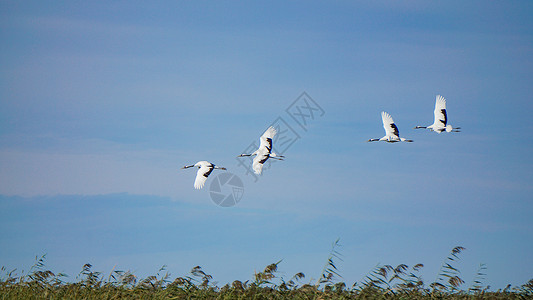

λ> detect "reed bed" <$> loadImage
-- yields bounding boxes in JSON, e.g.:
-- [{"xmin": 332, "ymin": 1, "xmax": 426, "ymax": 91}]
[{"xmin": 1, "ymin": 245, "xmax": 531, "ymax": 299}]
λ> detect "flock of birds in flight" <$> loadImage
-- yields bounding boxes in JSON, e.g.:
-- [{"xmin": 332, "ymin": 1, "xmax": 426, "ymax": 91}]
[{"xmin": 182, "ymin": 95, "xmax": 461, "ymax": 189}]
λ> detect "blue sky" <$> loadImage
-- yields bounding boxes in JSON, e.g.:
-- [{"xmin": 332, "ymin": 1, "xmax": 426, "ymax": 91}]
[{"xmin": 1, "ymin": 0, "xmax": 532, "ymax": 289}]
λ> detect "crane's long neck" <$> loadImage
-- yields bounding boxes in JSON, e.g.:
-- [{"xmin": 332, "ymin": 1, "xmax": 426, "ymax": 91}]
[{"xmin": 239, "ymin": 149, "xmax": 259, "ymax": 157}]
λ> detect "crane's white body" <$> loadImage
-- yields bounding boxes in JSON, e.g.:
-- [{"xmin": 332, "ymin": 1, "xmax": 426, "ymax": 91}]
[
  {"xmin": 182, "ymin": 161, "xmax": 226, "ymax": 189},
  {"xmin": 368, "ymin": 111, "xmax": 413, "ymax": 143},
  {"xmin": 415, "ymin": 95, "xmax": 460, "ymax": 133},
  {"xmin": 238, "ymin": 126, "xmax": 284, "ymax": 175}
]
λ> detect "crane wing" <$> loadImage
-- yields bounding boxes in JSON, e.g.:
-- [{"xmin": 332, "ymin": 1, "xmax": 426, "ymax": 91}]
[
  {"xmin": 434, "ymin": 95, "xmax": 447, "ymax": 127},
  {"xmin": 381, "ymin": 111, "xmax": 399, "ymax": 138},
  {"xmin": 252, "ymin": 152, "xmax": 269, "ymax": 175},
  {"xmin": 259, "ymin": 126, "xmax": 277, "ymax": 153},
  {"xmin": 194, "ymin": 164, "xmax": 213, "ymax": 189}
]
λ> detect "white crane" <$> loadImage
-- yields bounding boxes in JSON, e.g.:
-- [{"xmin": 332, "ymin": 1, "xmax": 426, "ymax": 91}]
[
  {"xmin": 414, "ymin": 95, "xmax": 461, "ymax": 133},
  {"xmin": 368, "ymin": 111, "xmax": 413, "ymax": 143},
  {"xmin": 181, "ymin": 161, "xmax": 226, "ymax": 189},
  {"xmin": 237, "ymin": 126, "xmax": 284, "ymax": 175}
]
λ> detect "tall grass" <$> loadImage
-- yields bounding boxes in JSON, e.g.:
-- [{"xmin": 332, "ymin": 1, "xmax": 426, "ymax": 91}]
[
  {"xmin": 1, "ymin": 245, "xmax": 532, "ymax": 299},
  {"xmin": 431, "ymin": 246, "xmax": 466, "ymax": 293},
  {"xmin": 317, "ymin": 237, "xmax": 343, "ymax": 288}
]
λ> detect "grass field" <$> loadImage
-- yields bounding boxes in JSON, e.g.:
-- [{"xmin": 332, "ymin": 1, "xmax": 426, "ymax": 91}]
[{"xmin": 1, "ymin": 245, "xmax": 532, "ymax": 299}]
